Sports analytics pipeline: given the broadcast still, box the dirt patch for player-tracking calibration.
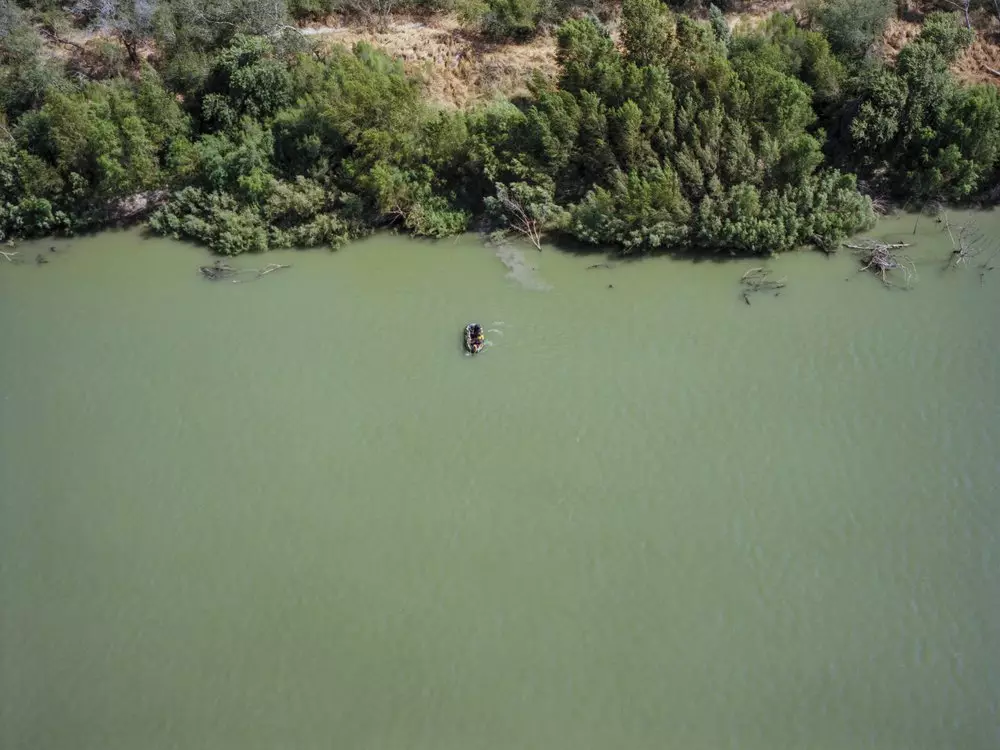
[726,0,796,31]
[303,16,559,108]
[882,16,923,59]
[953,34,1000,86]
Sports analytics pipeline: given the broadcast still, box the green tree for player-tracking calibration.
[621,0,675,68]
[813,0,894,60]
[199,36,293,131]
[0,3,67,119]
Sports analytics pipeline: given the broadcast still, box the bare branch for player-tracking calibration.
[941,213,995,272]
[38,27,87,52]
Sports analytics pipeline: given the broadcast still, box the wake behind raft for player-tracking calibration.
[464,323,485,354]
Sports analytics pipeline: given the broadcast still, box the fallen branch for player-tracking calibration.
[199,260,291,282]
[843,242,910,251]
[941,213,998,275]
[496,190,542,250]
[741,267,786,290]
[38,28,87,53]
[739,267,786,305]
[231,263,290,282]
[199,260,237,280]
[986,66,1000,80]
[0,250,21,263]
[846,240,916,288]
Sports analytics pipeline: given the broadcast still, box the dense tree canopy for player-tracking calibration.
[1,0,998,253]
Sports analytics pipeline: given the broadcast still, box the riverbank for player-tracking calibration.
[4,207,998,297]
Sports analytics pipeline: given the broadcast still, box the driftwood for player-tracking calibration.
[739,267,786,305]
[199,260,291,282]
[844,240,916,287]
[0,249,21,264]
[942,213,999,279]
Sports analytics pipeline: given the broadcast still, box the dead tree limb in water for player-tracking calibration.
[199,260,290,282]
[494,186,543,251]
[231,263,291,283]
[0,249,21,263]
[739,267,786,305]
[942,213,998,275]
[199,260,238,280]
[943,213,978,269]
[741,267,786,290]
[844,240,916,288]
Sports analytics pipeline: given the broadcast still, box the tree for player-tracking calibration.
[199,35,293,130]
[839,13,999,200]
[1,3,67,118]
[621,0,676,68]
[73,0,159,64]
[708,4,730,47]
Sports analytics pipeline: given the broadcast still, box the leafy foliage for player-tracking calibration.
[1,0,996,257]
[839,12,999,200]
[811,0,894,60]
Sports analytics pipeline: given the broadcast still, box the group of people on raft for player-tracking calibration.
[465,323,486,354]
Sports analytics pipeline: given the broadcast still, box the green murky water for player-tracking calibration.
[2,212,999,749]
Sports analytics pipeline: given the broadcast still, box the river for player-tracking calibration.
[2,211,999,749]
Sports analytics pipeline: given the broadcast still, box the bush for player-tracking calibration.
[149,182,357,253]
[462,0,551,40]
[838,12,1000,200]
[813,0,894,60]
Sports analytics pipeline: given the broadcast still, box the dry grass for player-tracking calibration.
[304,16,558,108]
[726,0,796,31]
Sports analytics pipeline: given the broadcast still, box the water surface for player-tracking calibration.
[2,213,999,749]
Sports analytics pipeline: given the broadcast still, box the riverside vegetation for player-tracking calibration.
[1,0,998,257]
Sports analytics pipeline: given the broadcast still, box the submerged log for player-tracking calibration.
[739,267,786,304]
[199,260,291,282]
[232,263,291,282]
[199,260,237,280]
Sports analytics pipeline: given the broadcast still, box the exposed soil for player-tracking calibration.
[302,16,559,108]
